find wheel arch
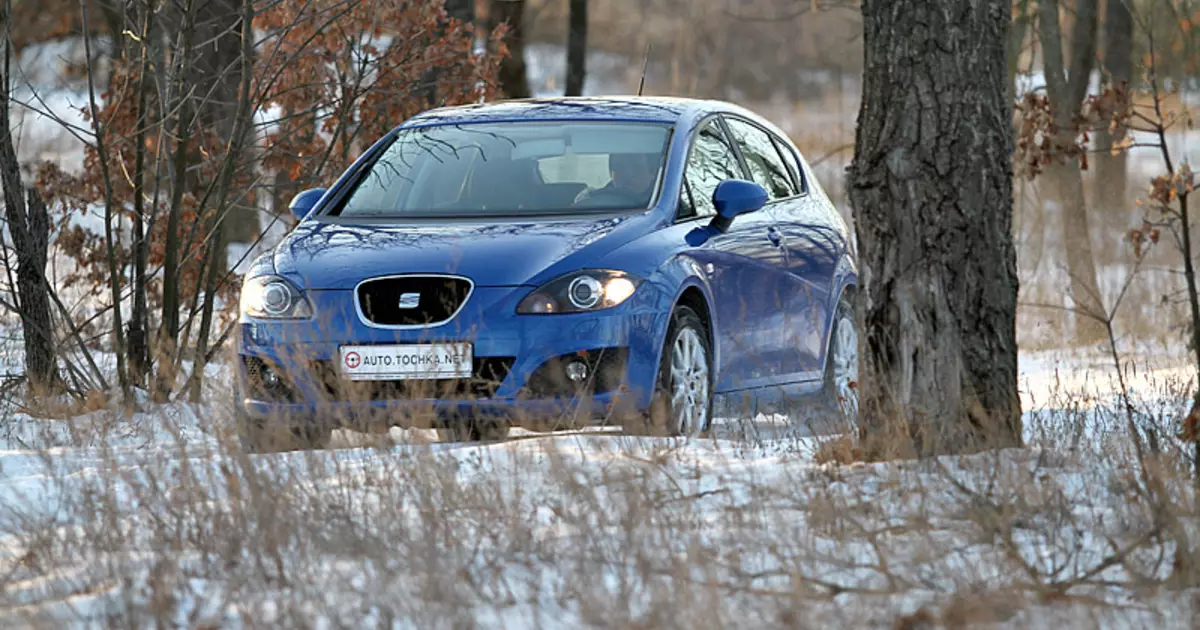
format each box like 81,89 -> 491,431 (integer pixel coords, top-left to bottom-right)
819,276 -> 858,375
651,273 -> 720,392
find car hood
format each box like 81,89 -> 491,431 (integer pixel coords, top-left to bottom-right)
273,215 -> 643,289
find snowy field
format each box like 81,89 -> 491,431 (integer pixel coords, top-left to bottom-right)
1,348 -> 1198,628
5,37 -> 1200,629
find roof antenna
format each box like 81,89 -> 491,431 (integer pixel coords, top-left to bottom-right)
637,44 -> 652,96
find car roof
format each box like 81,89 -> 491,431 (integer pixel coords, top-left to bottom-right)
401,96 -> 729,128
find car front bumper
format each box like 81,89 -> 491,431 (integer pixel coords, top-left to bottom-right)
235,285 -> 669,431
238,391 -> 632,431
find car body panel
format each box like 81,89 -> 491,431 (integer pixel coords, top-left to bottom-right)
241,285 -> 664,398
237,96 -> 857,429
673,210 -> 793,392
274,214 -> 650,290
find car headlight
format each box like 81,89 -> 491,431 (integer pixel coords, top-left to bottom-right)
517,270 -> 641,314
240,275 -> 314,319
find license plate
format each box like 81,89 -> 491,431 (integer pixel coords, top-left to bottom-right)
338,344 -> 473,381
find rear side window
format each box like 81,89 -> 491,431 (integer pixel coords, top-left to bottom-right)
772,135 -> 808,195
679,120 -> 743,220
724,118 -> 796,200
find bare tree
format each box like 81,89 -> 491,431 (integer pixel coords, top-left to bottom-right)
421,1 -> 476,106
154,0 -> 198,401
490,0 -> 530,98
0,1 -> 61,393
194,0 -> 257,248
1008,0 -> 1033,108
1037,0 -> 1106,344
849,0 -> 1022,455
186,0 -> 256,402
446,0 -> 473,22
1094,0 -> 1133,213
80,0 -> 130,402
565,0 -> 586,96
125,0 -> 155,386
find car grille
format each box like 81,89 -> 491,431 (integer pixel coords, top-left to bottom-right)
310,357 -> 514,401
356,275 -> 472,327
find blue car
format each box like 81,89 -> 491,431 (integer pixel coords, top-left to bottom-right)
235,96 -> 858,450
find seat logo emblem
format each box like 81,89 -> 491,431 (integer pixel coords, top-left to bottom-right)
398,292 -> 420,309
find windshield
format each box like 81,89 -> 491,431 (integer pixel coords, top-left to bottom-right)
331,121 -> 672,218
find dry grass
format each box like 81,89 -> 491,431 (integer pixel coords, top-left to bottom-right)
0,349 -> 1198,628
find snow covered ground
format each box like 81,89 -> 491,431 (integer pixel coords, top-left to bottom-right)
0,350 -> 1198,628
6,37 -> 1200,628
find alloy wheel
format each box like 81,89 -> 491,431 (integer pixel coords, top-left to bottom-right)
669,326 -> 711,436
832,314 -> 859,420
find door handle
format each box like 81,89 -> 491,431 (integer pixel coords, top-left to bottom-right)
767,227 -> 782,247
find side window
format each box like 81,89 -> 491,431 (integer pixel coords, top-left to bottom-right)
724,118 -> 796,200
679,121 -> 743,219
771,135 -> 808,195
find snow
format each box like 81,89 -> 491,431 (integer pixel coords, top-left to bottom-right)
0,351 -> 1196,627
9,37 -> 100,174
6,37 -> 1200,629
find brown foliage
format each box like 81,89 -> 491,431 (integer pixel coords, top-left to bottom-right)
1125,220 -> 1161,259
35,55 -> 226,307
1014,84 -> 1133,180
35,0 -> 507,321
255,0 -> 506,189
9,0 -> 107,51
1177,399 -> 1200,442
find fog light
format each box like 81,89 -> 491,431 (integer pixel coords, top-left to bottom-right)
261,365 -> 282,388
565,359 -> 589,383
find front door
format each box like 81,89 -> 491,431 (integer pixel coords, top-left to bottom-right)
677,119 -> 790,394
723,116 -> 828,385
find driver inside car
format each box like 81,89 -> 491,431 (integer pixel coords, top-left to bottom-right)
574,153 -> 660,207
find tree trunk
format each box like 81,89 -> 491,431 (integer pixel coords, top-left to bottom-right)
126,1 -> 155,386
849,0 -> 1022,456
187,0 -> 256,402
565,0 -> 587,96
0,192 -> 62,393
1093,0 -> 1132,214
445,0 -> 473,23
0,3 -> 61,395
489,0 -> 530,99
154,0 -> 198,401
1007,0 -> 1031,113
1038,0 -> 1106,344
421,1 -> 475,106
80,0 -> 130,401
194,0 -> 258,248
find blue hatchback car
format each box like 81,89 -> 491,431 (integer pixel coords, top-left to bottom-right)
235,97 -> 858,450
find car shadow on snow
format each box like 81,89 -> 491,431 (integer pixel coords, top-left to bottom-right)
326,405 -> 850,451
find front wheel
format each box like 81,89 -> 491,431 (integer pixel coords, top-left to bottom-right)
633,305 -> 714,437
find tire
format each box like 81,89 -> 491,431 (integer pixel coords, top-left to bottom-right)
816,292 -> 859,431
436,417 -> 510,443
236,408 -> 332,454
632,305 -> 714,437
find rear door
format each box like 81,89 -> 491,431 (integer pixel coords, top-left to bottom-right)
722,116 -> 827,384
773,135 -> 846,377
677,118 -> 790,393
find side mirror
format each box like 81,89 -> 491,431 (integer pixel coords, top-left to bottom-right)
711,179 -> 768,230
288,188 -> 327,221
